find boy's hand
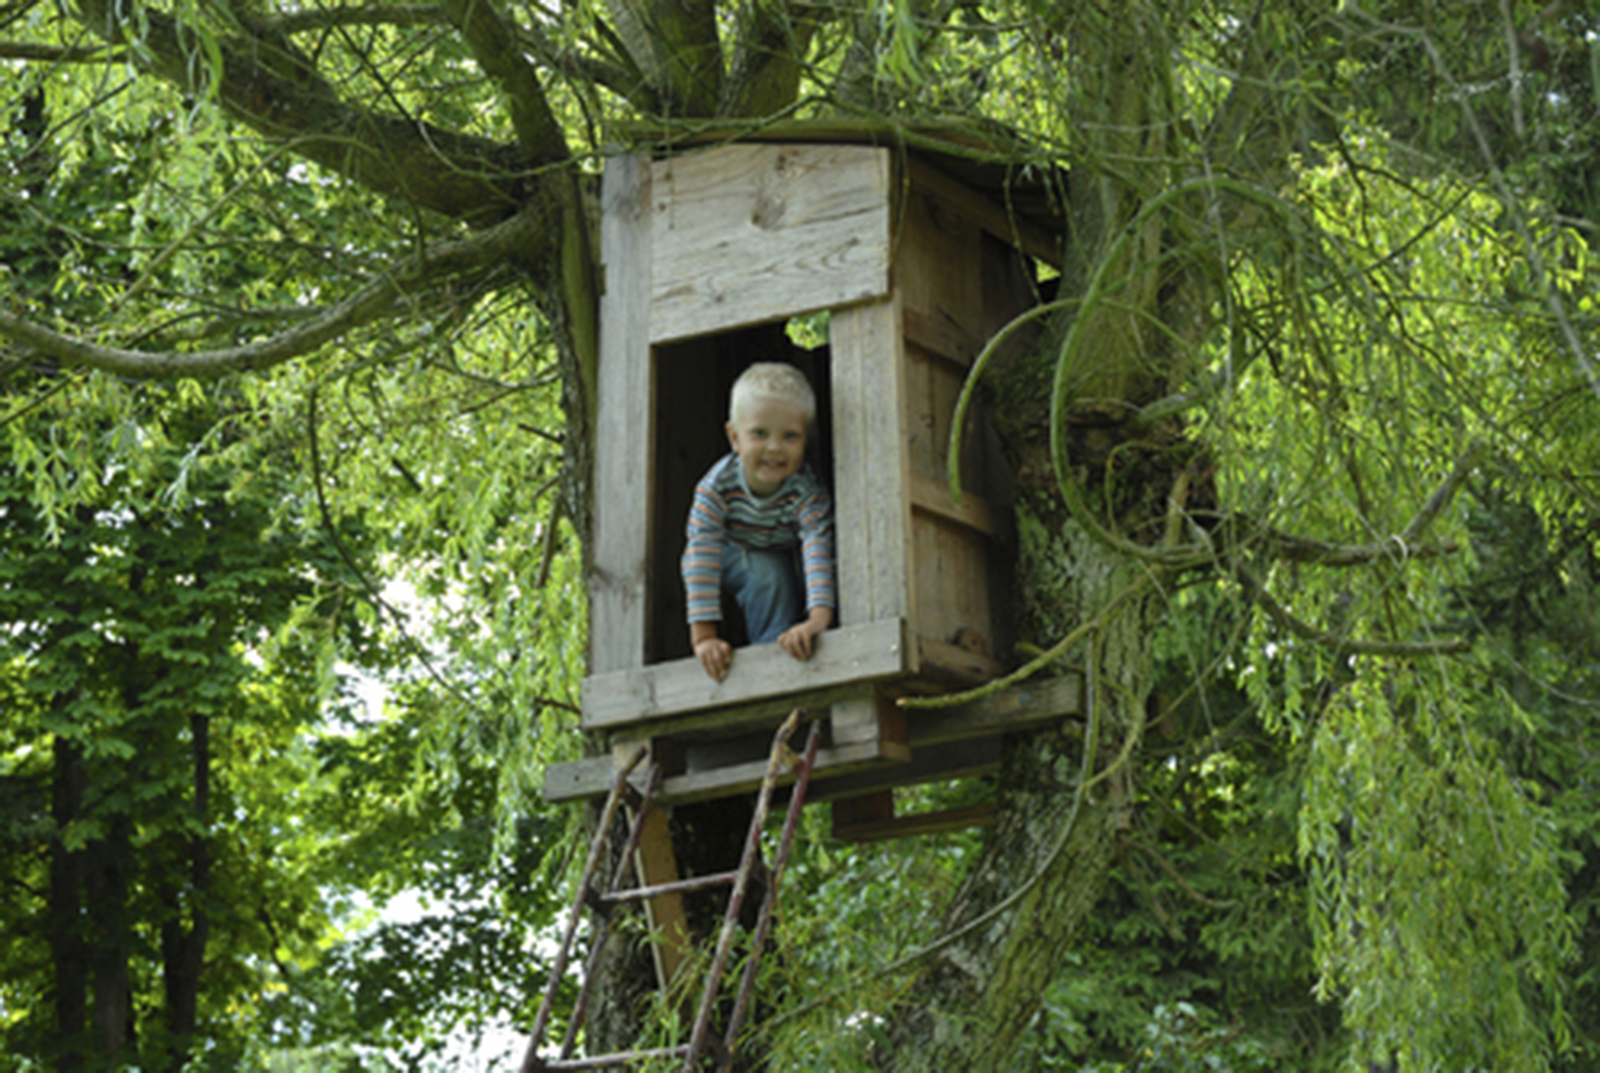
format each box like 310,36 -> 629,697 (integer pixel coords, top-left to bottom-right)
694,634 -> 733,682
778,607 -> 833,662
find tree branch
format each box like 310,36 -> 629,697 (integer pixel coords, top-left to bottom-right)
605,0 -> 722,116
1120,835 -> 1239,910
1231,561 -> 1470,657
0,42 -> 117,61
1229,522 -> 1461,567
1218,439 -> 1484,567
722,2 -> 822,118
273,3 -> 444,33
436,0 -> 568,163
0,209 -> 548,381
70,0 -> 536,226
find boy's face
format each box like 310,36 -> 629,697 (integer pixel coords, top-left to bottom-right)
726,398 -> 807,497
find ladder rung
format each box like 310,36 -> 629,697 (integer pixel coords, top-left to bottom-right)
536,1043 -> 690,1070
598,868 -> 739,905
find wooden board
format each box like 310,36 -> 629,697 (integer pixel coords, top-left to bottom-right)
830,296 -> 911,628
917,633 -> 1008,684
649,143 -> 892,343
806,736 -> 1004,800
653,737 -> 906,807
544,674 -> 1082,804
906,154 -> 1061,268
544,736 -> 909,806
894,178 -> 985,358
902,674 -> 1082,745
833,802 -> 997,843
591,155 -> 654,674
806,673 -> 1083,800
911,474 -> 1002,538
581,618 -> 911,731
630,804 -> 691,988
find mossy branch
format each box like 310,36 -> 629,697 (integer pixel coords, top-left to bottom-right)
0,209 -> 547,381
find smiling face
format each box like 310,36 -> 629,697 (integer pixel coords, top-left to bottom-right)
726,398 -> 808,497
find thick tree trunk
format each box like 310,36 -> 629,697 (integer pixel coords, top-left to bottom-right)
48,732 -> 88,1073
162,713 -> 212,1066
86,812 -> 135,1062
880,515 -> 1160,1069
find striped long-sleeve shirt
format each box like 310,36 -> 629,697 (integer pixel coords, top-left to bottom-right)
682,453 -> 836,624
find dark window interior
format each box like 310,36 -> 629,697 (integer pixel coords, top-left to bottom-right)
647,322 -> 833,665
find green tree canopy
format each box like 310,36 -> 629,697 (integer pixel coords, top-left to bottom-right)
4,1 -> 1600,1070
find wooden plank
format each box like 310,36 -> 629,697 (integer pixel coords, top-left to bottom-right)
830,297 -> 911,626
830,790 -> 895,833
912,515 -> 999,654
542,756 -> 615,803
828,302 -> 872,629
911,474 -> 1002,538
903,306 -> 980,368
917,634 -> 1008,684
829,690 -> 908,750
807,675 -> 1083,799
591,155 -> 654,675
649,143 -> 892,343
807,737 -> 1004,800
667,695 -> 910,773
903,674 -> 1082,747
544,674 -> 1083,804
656,738 -> 906,806
631,805 -> 692,989
581,618 -> 910,731
907,155 -> 1061,268
895,177 -> 984,357
833,803 -> 997,843
603,681 -> 870,746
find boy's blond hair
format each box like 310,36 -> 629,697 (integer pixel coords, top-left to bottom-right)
729,362 -> 816,425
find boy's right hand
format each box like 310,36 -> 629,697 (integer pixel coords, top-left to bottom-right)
695,636 -> 733,682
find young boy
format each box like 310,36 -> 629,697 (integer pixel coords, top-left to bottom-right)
682,362 -> 835,683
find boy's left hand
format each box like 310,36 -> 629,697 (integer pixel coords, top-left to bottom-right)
778,607 -> 833,662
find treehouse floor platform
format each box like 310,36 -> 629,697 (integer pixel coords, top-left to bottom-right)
543,620 -> 1082,841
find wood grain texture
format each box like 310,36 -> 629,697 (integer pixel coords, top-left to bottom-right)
649,143 -> 892,343
830,296 -> 911,627
580,618 -> 910,730
545,674 -> 1081,804
628,803 -> 691,988
591,154 -> 654,674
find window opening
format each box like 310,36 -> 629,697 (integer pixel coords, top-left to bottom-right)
647,319 -> 833,665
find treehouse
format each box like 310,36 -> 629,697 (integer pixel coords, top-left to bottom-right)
543,125 -> 1083,842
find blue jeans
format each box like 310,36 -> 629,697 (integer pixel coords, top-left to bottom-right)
723,544 -> 801,644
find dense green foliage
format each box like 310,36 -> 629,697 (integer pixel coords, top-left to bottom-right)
0,399 -> 362,1066
3,0 -> 1600,1069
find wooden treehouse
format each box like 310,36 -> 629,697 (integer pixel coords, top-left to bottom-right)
524,132 -> 1095,1068
543,126 -> 1084,838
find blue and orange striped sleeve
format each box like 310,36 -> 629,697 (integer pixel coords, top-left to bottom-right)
796,489 -> 836,613
682,473 -> 728,624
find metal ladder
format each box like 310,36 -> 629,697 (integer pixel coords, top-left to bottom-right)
520,710 -> 821,1072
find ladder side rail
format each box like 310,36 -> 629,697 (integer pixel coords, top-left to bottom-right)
682,710 -> 805,1071
560,764 -> 667,1060
720,720 -> 823,1064
522,745 -> 649,1073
